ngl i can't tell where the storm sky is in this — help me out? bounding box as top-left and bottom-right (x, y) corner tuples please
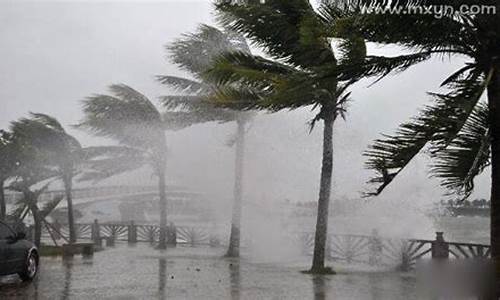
(0, 0), (489, 208)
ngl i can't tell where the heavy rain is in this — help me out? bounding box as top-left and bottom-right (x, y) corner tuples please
(0, 0), (499, 299)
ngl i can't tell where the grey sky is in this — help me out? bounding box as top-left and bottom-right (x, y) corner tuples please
(0, 1), (489, 208)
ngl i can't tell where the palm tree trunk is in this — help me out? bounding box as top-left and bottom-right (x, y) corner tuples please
(158, 168), (168, 249)
(226, 119), (246, 258)
(310, 112), (335, 273)
(0, 179), (5, 221)
(33, 209), (42, 248)
(25, 191), (42, 248)
(488, 66), (500, 297)
(63, 175), (77, 244)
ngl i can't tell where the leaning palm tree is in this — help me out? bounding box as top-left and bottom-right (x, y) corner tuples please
(79, 84), (171, 248)
(158, 24), (254, 257)
(210, 0), (367, 273)
(324, 0), (500, 286)
(15, 113), (85, 244)
(8, 117), (66, 247)
(323, 0), (500, 294)
(79, 84), (206, 249)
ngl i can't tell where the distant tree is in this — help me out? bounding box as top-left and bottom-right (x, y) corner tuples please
(158, 24), (254, 257)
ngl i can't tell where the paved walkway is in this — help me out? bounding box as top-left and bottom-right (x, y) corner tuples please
(0, 244), (418, 299)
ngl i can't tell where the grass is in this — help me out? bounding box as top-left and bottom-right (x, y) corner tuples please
(39, 245), (63, 257)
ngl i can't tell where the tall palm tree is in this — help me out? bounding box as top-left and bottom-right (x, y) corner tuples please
(158, 24), (254, 257)
(79, 84), (173, 248)
(325, 0), (500, 294)
(210, 0), (367, 273)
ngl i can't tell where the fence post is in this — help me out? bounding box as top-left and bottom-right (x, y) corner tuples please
(369, 229), (383, 266)
(148, 227), (155, 244)
(431, 232), (449, 260)
(128, 221), (137, 244)
(91, 219), (101, 246)
(166, 222), (177, 246)
(209, 235), (220, 247)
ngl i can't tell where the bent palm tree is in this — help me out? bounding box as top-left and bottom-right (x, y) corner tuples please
(329, 0), (500, 281)
(79, 85), (172, 248)
(329, 0), (500, 294)
(16, 113), (85, 243)
(158, 24), (254, 257)
(8, 117), (66, 247)
(211, 0), (367, 273)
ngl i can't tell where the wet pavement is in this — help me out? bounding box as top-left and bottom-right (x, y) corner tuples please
(0, 243), (418, 299)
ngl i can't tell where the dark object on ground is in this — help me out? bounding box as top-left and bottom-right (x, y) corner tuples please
(62, 243), (95, 256)
(0, 220), (39, 281)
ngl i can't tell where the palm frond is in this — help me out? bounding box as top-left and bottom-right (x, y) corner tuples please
(431, 103), (490, 199)
(78, 146), (148, 183)
(215, 0), (336, 68)
(40, 194), (64, 218)
(156, 76), (209, 94)
(364, 72), (490, 196)
(78, 85), (164, 148)
(167, 24), (250, 76)
(162, 110), (239, 131)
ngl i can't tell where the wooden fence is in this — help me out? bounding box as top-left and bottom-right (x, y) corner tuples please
(38, 220), (490, 271)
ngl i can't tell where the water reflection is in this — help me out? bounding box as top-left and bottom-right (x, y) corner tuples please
(311, 276), (327, 300)
(229, 262), (240, 300)
(61, 256), (74, 300)
(159, 258), (167, 300)
(368, 273), (383, 300)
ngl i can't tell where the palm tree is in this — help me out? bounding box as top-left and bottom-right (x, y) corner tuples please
(158, 24), (254, 257)
(19, 113), (84, 244)
(6, 114), (86, 243)
(0, 130), (17, 220)
(79, 84), (173, 248)
(8, 116), (66, 247)
(209, 0), (367, 273)
(327, 0), (499, 294)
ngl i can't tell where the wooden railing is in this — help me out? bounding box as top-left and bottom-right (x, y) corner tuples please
(298, 231), (490, 271)
(38, 220), (490, 271)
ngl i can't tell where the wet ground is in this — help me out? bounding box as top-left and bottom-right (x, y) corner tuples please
(0, 243), (418, 299)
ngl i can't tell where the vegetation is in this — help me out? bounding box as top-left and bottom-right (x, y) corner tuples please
(327, 0), (500, 291)
(78, 85), (174, 249)
(1, 2), (498, 288)
(159, 24), (254, 257)
(207, 0), (369, 273)
(6, 114), (70, 247)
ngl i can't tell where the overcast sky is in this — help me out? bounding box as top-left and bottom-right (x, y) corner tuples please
(0, 1), (489, 210)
